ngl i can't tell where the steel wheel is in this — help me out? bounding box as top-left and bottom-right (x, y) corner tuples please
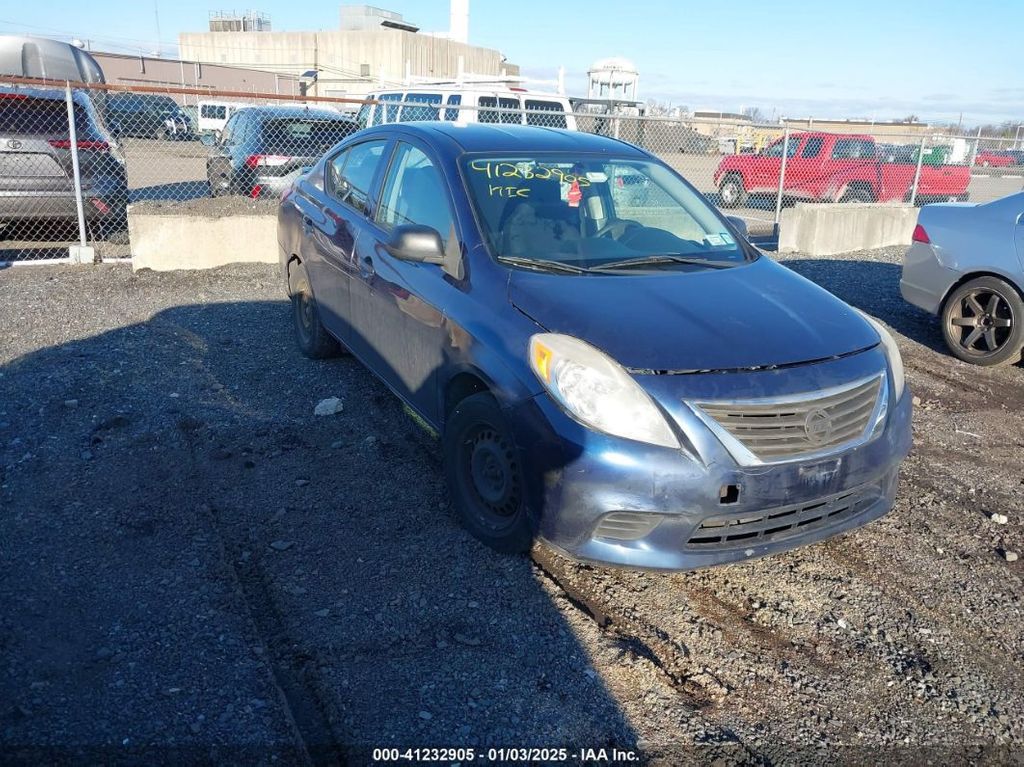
(459, 425), (521, 533)
(942, 276), (1024, 366)
(444, 393), (534, 553)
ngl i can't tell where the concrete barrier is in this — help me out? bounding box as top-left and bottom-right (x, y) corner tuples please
(778, 203), (918, 256)
(128, 203), (277, 271)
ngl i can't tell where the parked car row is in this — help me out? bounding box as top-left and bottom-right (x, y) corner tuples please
(975, 149), (1024, 167)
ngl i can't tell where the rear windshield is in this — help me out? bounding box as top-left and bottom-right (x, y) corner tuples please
(261, 118), (356, 155)
(0, 95), (91, 136)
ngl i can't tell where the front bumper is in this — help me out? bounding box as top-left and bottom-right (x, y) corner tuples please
(508, 349), (912, 571)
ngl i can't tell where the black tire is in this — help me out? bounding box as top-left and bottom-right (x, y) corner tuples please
(941, 276), (1024, 367)
(839, 187), (873, 203)
(718, 174), (747, 208)
(289, 261), (342, 359)
(444, 393), (535, 554)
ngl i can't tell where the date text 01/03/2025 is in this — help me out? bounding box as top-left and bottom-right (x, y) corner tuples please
(370, 746), (640, 762)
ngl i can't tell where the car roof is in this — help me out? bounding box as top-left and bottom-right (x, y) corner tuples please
(357, 122), (646, 157)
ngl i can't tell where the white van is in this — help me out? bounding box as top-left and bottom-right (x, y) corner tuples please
(197, 100), (252, 134)
(357, 87), (577, 131)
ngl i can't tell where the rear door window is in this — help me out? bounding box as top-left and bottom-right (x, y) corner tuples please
(832, 138), (876, 160)
(479, 96), (521, 125)
(399, 93), (442, 122)
(524, 99), (567, 129)
(326, 139), (388, 215)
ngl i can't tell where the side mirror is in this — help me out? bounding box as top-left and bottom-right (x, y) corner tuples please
(384, 224), (445, 264)
(725, 215), (748, 238)
(200, 133), (216, 147)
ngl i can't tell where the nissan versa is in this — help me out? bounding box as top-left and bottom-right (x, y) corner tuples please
(278, 123), (912, 570)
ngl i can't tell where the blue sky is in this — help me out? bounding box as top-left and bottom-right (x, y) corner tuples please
(1, 0), (1021, 124)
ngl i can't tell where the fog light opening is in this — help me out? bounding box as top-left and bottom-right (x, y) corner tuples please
(720, 484), (741, 505)
(593, 512), (664, 542)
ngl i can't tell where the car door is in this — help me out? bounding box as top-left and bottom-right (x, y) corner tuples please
(305, 138), (390, 343)
(784, 135), (824, 198)
(751, 136), (798, 193)
(348, 140), (461, 420)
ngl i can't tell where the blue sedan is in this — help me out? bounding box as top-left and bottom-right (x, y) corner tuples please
(278, 123), (912, 570)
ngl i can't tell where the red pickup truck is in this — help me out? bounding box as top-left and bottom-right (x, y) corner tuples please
(714, 132), (970, 207)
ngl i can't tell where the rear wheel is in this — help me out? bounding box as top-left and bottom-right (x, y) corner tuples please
(718, 174), (747, 208)
(444, 393), (535, 554)
(289, 261), (342, 359)
(941, 276), (1024, 366)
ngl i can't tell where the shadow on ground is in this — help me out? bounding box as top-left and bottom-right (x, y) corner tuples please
(0, 299), (638, 760)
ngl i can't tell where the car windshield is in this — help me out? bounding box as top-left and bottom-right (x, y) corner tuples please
(461, 154), (749, 271)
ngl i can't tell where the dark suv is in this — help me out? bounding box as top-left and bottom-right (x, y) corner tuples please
(205, 106), (357, 198)
(0, 86), (128, 234)
(106, 93), (192, 140)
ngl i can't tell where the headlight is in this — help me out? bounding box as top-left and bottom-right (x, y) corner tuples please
(859, 312), (906, 400)
(529, 333), (680, 449)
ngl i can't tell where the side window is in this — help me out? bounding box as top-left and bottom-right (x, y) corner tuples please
(801, 137), (824, 158)
(376, 143), (455, 245)
(478, 96), (520, 125)
(327, 139), (388, 215)
(524, 100), (568, 129)
(399, 93), (442, 122)
(379, 93), (402, 123)
(832, 139), (875, 160)
(444, 94), (461, 122)
(762, 138), (799, 158)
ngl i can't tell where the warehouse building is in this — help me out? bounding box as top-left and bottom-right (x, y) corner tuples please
(178, 3), (518, 99)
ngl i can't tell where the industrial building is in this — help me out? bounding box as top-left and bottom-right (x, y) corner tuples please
(178, 3), (518, 99)
(90, 50), (300, 104)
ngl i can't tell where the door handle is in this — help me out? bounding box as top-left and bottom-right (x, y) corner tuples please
(360, 255), (375, 278)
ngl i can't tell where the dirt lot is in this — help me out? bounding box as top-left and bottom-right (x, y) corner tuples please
(1, 247), (1022, 763)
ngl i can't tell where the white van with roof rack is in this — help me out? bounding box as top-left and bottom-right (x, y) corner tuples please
(357, 87), (577, 131)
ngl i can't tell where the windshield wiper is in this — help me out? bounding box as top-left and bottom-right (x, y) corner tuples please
(591, 254), (735, 271)
(498, 256), (593, 274)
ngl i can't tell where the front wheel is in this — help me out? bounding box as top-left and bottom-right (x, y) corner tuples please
(839, 188), (873, 203)
(718, 174), (747, 208)
(444, 393), (535, 554)
(941, 276), (1024, 366)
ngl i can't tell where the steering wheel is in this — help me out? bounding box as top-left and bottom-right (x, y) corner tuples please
(595, 219), (641, 240)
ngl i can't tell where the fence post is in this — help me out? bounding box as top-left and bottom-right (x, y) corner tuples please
(64, 83), (93, 264)
(774, 128), (790, 225)
(909, 136), (926, 207)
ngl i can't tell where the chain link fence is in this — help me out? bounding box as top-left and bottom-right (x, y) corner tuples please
(2, 77), (1022, 264)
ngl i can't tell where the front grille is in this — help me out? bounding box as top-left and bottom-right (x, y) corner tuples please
(692, 374), (884, 464)
(686, 484), (880, 549)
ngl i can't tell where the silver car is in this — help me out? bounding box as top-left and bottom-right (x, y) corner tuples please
(901, 192), (1024, 366)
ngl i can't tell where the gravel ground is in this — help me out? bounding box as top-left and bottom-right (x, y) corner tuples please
(1, 247), (1021, 764)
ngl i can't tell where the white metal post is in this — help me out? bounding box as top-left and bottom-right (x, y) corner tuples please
(65, 83), (93, 263)
(774, 128), (790, 225)
(910, 136), (926, 207)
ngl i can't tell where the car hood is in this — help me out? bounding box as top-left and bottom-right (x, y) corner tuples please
(508, 257), (879, 372)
